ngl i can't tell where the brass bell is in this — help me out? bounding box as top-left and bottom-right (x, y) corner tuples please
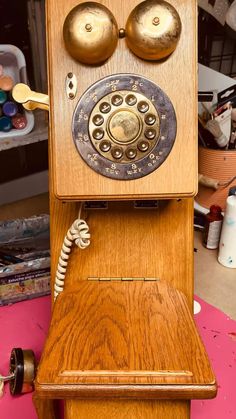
(63, 2), (118, 65)
(125, 0), (182, 61)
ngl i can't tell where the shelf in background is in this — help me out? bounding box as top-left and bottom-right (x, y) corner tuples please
(0, 111), (48, 152)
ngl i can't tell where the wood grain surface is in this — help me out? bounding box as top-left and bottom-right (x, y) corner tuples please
(33, 395), (57, 419)
(49, 199), (194, 307)
(46, 0), (198, 200)
(65, 400), (190, 419)
(36, 281), (216, 399)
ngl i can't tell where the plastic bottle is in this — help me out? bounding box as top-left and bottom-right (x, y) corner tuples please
(218, 195), (236, 268)
(203, 205), (223, 249)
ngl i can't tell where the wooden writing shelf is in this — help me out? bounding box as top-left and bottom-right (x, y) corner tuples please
(36, 280), (216, 400)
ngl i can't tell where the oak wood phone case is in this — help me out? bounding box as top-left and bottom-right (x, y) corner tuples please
(30, 2), (217, 419)
(46, 0), (197, 201)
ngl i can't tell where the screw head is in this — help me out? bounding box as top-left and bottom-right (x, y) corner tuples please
(85, 23), (92, 32)
(119, 28), (126, 38)
(152, 17), (160, 26)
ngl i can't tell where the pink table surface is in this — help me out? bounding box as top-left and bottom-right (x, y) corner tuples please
(192, 296), (236, 418)
(0, 295), (235, 419)
(0, 296), (51, 419)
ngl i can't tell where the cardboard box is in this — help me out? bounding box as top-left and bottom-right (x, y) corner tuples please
(0, 214), (50, 305)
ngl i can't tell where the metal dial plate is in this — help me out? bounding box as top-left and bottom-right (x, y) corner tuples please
(72, 74), (177, 180)
(89, 90), (160, 164)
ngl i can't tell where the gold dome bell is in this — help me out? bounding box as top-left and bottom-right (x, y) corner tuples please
(63, 2), (118, 65)
(125, 0), (182, 61)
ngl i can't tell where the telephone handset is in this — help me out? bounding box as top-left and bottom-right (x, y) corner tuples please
(73, 73), (176, 180)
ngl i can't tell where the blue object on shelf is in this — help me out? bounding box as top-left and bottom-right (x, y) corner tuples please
(2, 100), (18, 117)
(0, 116), (12, 132)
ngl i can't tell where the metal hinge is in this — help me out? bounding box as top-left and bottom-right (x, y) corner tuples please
(88, 277), (160, 281)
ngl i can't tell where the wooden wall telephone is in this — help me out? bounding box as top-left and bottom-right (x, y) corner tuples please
(13, 1), (217, 418)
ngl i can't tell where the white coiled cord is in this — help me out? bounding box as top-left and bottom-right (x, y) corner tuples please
(54, 204), (90, 300)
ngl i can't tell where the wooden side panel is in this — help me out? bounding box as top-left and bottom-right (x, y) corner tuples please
(46, 0), (198, 200)
(65, 400), (190, 419)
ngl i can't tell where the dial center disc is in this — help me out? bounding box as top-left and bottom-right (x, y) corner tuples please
(108, 109), (141, 144)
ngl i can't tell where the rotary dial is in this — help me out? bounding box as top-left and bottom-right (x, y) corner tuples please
(72, 74), (176, 180)
(89, 90), (160, 164)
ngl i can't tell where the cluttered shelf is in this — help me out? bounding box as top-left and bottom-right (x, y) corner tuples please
(0, 111), (48, 152)
(197, 65), (236, 213)
(0, 202), (50, 307)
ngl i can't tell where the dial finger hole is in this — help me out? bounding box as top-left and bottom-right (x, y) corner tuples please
(137, 101), (149, 113)
(111, 147), (123, 159)
(99, 102), (111, 113)
(145, 113), (156, 125)
(125, 94), (137, 106)
(99, 140), (111, 152)
(111, 94), (123, 106)
(93, 128), (104, 140)
(137, 140), (149, 152)
(145, 128), (156, 139)
(92, 114), (104, 126)
(126, 147), (137, 159)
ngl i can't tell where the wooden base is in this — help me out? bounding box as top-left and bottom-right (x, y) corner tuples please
(33, 396), (190, 419)
(33, 395), (57, 419)
(65, 400), (190, 419)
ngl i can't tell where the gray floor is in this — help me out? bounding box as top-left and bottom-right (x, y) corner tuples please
(194, 231), (236, 320)
(0, 194), (235, 320)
